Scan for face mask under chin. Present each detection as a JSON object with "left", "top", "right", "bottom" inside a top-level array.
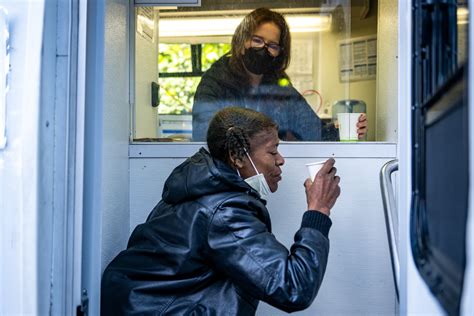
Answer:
[
  {"left": 242, "top": 47, "right": 281, "bottom": 75},
  {"left": 244, "top": 173, "right": 271, "bottom": 199},
  {"left": 238, "top": 150, "right": 272, "bottom": 200}
]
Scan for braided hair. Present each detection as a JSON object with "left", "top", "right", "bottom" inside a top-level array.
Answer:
[{"left": 207, "top": 107, "right": 278, "bottom": 163}]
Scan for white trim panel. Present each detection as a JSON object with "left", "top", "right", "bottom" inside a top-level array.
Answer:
[{"left": 129, "top": 142, "right": 397, "bottom": 158}]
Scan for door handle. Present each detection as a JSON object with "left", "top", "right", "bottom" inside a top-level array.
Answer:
[{"left": 380, "top": 159, "right": 399, "bottom": 300}]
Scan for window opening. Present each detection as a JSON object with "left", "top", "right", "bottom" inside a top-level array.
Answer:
[{"left": 157, "top": 42, "right": 230, "bottom": 115}]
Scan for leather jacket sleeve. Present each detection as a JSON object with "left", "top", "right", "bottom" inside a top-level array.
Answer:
[{"left": 207, "top": 195, "right": 331, "bottom": 313}]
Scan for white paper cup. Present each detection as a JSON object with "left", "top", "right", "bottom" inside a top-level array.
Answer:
[
  {"left": 306, "top": 160, "right": 326, "bottom": 181},
  {"left": 337, "top": 113, "right": 363, "bottom": 141}
]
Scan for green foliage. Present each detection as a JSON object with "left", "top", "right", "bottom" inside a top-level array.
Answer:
[
  {"left": 158, "top": 42, "right": 230, "bottom": 114},
  {"left": 202, "top": 43, "right": 229, "bottom": 71},
  {"left": 158, "top": 77, "right": 200, "bottom": 114},
  {"left": 158, "top": 44, "right": 192, "bottom": 72}
]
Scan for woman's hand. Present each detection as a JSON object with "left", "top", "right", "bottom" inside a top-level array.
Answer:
[
  {"left": 304, "top": 158, "right": 341, "bottom": 216},
  {"left": 357, "top": 113, "right": 368, "bottom": 139}
]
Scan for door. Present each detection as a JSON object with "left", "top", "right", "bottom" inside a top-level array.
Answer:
[{"left": 401, "top": 1, "right": 473, "bottom": 315}]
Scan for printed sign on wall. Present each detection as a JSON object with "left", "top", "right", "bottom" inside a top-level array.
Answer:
[
  {"left": 136, "top": 7, "right": 155, "bottom": 43},
  {"left": 338, "top": 35, "right": 377, "bottom": 82}
]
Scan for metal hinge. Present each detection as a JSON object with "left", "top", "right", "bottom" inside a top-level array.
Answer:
[{"left": 76, "top": 289, "right": 89, "bottom": 316}]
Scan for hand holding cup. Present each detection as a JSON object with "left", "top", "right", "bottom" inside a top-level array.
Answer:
[
  {"left": 304, "top": 158, "right": 341, "bottom": 216},
  {"left": 338, "top": 113, "right": 367, "bottom": 141}
]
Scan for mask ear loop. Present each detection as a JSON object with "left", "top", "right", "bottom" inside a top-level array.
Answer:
[{"left": 244, "top": 148, "right": 260, "bottom": 175}]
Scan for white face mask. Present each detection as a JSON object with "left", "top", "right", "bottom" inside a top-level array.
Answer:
[{"left": 238, "top": 151, "right": 271, "bottom": 199}]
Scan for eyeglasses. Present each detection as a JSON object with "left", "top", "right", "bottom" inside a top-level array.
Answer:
[{"left": 250, "top": 36, "right": 282, "bottom": 56}]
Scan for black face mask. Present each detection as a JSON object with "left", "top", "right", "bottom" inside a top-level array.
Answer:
[{"left": 242, "top": 47, "right": 282, "bottom": 75}]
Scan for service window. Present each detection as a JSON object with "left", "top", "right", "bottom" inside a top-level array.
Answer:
[{"left": 132, "top": 1, "right": 383, "bottom": 142}]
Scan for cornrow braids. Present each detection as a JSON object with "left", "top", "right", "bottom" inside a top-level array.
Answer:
[
  {"left": 225, "top": 126, "right": 249, "bottom": 162},
  {"left": 207, "top": 107, "right": 278, "bottom": 164}
]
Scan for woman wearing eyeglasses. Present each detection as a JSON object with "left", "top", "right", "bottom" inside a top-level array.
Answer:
[{"left": 192, "top": 7, "right": 367, "bottom": 141}]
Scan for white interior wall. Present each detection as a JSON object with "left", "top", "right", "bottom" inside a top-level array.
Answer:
[
  {"left": 84, "top": 1, "right": 130, "bottom": 313},
  {"left": 129, "top": 143, "right": 398, "bottom": 315},
  {"left": 134, "top": 7, "right": 158, "bottom": 139},
  {"left": 101, "top": 0, "right": 130, "bottom": 273},
  {"left": 376, "top": 0, "right": 398, "bottom": 142}
]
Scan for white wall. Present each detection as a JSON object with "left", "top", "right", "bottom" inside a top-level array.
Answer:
[
  {"left": 134, "top": 7, "right": 159, "bottom": 139},
  {"left": 101, "top": 0, "right": 131, "bottom": 272},
  {"left": 0, "top": 1, "right": 44, "bottom": 314},
  {"left": 260, "top": 156, "right": 396, "bottom": 316},
  {"left": 129, "top": 143, "right": 398, "bottom": 315},
  {"left": 82, "top": 1, "right": 130, "bottom": 315}
]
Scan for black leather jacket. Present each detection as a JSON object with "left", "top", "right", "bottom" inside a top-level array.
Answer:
[{"left": 101, "top": 148, "right": 332, "bottom": 315}]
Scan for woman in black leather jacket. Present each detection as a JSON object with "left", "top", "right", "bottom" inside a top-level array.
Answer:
[{"left": 101, "top": 107, "right": 341, "bottom": 315}]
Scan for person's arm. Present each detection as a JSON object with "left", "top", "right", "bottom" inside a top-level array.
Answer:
[
  {"left": 288, "top": 89, "right": 323, "bottom": 141},
  {"left": 207, "top": 198, "right": 332, "bottom": 313},
  {"left": 192, "top": 75, "right": 227, "bottom": 141}
]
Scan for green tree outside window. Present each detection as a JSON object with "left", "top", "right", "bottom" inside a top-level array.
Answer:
[{"left": 158, "top": 43, "right": 230, "bottom": 114}]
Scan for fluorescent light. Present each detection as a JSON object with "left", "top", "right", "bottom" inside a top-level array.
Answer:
[
  {"left": 287, "top": 15, "right": 331, "bottom": 33},
  {"left": 159, "top": 14, "right": 331, "bottom": 38}
]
